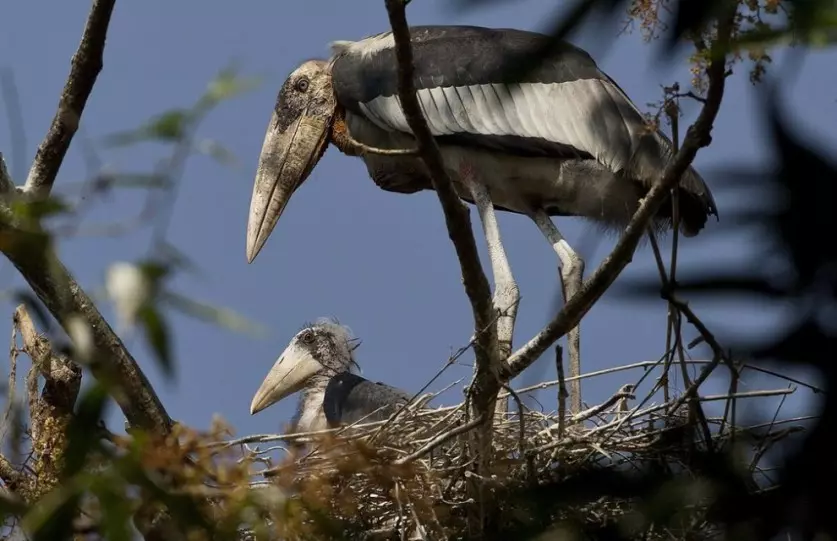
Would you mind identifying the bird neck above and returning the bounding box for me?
[292,375,331,433]
[328,106,362,157]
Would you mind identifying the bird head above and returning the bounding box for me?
[249,318,358,415]
[246,59,336,263]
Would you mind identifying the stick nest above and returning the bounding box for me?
[212,361,815,541]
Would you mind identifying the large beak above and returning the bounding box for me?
[250,342,322,415]
[246,109,331,263]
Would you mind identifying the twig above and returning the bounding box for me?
[571,387,636,424]
[555,345,568,437]
[23,0,116,198]
[503,13,734,381]
[0,321,19,446]
[394,416,484,465]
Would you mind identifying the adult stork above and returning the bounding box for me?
[245,25,718,414]
[250,319,412,433]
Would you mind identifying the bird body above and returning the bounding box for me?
[329,26,716,235]
[249,319,410,434]
[246,25,719,416]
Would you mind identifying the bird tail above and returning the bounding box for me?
[630,129,718,237]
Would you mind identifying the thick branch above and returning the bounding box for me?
[504,21,733,381]
[23,0,115,198]
[382,0,496,367]
[3,239,172,434]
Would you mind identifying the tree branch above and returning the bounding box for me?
[1,238,173,434]
[23,0,115,198]
[382,0,496,367]
[503,16,734,382]
[382,1,502,531]
[13,304,82,501]
[14,304,81,413]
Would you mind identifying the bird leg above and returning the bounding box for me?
[459,159,520,417]
[530,209,584,415]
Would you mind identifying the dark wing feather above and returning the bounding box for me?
[323,372,411,428]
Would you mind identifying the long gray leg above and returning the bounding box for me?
[531,209,584,415]
[459,160,519,417]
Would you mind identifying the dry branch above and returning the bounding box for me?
[10,305,82,501]
[23,0,116,198]
[209,354,816,541]
[381,0,497,370]
[382,0,502,530]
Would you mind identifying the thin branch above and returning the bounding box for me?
[23,0,116,198]
[394,416,484,465]
[504,15,734,381]
[555,345,568,437]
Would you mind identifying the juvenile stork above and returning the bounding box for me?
[249,319,411,433]
[245,25,718,414]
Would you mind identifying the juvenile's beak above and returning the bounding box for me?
[250,343,322,415]
[246,109,331,263]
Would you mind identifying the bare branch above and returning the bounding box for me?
[14,304,81,413]
[504,16,734,381]
[10,305,81,501]
[381,0,497,368]
[2,240,172,434]
[23,0,116,198]
[394,415,484,465]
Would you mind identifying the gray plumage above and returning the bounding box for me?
[249,319,410,433]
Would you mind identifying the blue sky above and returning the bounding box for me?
[1,0,830,441]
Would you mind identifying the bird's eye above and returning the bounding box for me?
[295,78,309,92]
[300,330,315,344]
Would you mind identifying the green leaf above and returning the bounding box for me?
[203,65,261,105]
[93,476,133,541]
[11,195,73,221]
[139,304,174,378]
[137,259,172,286]
[163,291,267,337]
[104,109,193,147]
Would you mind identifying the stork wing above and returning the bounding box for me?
[330,25,714,211]
[323,372,411,427]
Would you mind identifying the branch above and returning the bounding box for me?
[14,304,81,413]
[12,304,81,501]
[23,0,115,198]
[382,0,496,366]
[0,152,15,192]
[0,232,173,435]
[504,16,734,381]
[0,0,172,437]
